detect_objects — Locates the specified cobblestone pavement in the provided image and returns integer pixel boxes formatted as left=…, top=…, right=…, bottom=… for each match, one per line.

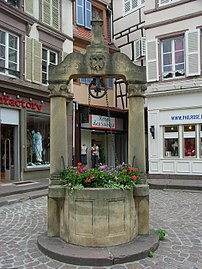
left=0, top=189, right=202, bottom=269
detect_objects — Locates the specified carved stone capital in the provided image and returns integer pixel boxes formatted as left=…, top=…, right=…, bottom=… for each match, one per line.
left=127, top=83, right=147, bottom=98
left=49, top=84, right=71, bottom=98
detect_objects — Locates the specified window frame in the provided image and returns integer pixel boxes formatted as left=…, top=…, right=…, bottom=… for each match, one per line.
left=161, top=35, right=185, bottom=80
left=76, top=0, right=92, bottom=30
left=159, top=0, right=180, bottom=7
left=42, top=48, right=58, bottom=85
left=0, top=29, right=20, bottom=77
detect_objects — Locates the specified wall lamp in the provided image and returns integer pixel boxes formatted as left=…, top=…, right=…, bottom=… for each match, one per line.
left=150, top=125, right=155, bottom=139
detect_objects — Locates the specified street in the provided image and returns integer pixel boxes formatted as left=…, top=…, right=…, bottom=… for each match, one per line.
left=0, top=189, right=201, bottom=269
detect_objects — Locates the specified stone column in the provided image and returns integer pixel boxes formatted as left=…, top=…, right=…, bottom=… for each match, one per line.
left=127, top=83, right=146, bottom=174
left=48, top=83, right=73, bottom=185
left=48, top=83, right=73, bottom=237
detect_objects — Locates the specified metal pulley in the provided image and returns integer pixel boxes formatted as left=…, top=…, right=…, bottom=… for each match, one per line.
left=88, top=77, right=107, bottom=99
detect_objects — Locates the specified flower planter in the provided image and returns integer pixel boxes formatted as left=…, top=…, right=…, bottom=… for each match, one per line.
left=48, top=184, right=149, bottom=247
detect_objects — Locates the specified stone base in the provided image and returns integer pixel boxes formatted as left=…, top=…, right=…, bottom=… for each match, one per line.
left=37, top=230, right=159, bottom=266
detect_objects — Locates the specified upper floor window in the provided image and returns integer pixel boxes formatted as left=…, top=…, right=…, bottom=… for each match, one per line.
left=41, top=0, right=60, bottom=29
left=4, top=0, right=19, bottom=7
left=146, top=29, right=200, bottom=82
left=76, top=0, right=92, bottom=29
left=0, top=29, right=19, bottom=77
left=161, top=36, right=185, bottom=79
left=159, top=0, right=180, bottom=6
left=124, top=0, right=145, bottom=15
left=42, top=48, right=58, bottom=84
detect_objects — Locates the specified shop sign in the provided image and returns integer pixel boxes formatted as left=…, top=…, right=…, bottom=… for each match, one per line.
left=0, top=94, right=42, bottom=112
left=171, top=113, right=202, bottom=121
left=90, top=115, right=116, bottom=130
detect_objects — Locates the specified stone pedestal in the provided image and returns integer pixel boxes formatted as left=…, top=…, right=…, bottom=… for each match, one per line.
left=48, top=184, right=149, bottom=247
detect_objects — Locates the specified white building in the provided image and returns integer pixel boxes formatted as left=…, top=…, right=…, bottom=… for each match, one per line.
left=112, top=0, right=202, bottom=178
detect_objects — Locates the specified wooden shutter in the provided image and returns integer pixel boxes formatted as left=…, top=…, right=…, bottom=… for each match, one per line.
left=32, top=40, right=42, bottom=84
left=80, top=78, right=86, bottom=84
left=146, top=40, right=159, bottom=82
left=25, top=36, right=32, bottom=81
left=52, top=0, right=60, bottom=29
left=24, top=0, right=34, bottom=15
left=85, top=0, right=92, bottom=29
left=76, top=0, right=84, bottom=26
left=42, top=0, right=51, bottom=25
left=185, top=29, right=200, bottom=77
left=124, top=0, right=131, bottom=13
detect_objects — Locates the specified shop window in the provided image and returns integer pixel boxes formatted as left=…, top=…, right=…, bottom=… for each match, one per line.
left=164, top=126, right=179, bottom=157
left=183, top=125, right=196, bottom=157
left=0, top=29, right=19, bottom=77
left=27, top=113, right=50, bottom=167
left=161, top=36, right=185, bottom=79
left=42, top=48, right=58, bottom=84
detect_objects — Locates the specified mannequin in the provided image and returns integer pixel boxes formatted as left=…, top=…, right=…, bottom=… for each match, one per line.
left=33, top=131, right=43, bottom=162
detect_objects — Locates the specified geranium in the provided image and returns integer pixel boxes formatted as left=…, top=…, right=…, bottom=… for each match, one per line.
left=60, top=163, right=141, bottom=190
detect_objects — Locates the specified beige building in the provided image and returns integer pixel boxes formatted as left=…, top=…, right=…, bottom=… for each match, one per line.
left=112, top=0, right=202, bottom=178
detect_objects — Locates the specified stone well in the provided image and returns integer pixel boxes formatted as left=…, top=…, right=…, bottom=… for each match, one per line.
left=48, top=184, right=149, bottom=247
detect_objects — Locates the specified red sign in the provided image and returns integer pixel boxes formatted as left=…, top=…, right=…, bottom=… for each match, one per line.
left=0, top=95, right=42, bottom=112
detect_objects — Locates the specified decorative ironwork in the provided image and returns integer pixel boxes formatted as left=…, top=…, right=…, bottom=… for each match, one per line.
left=88, top=77, right=107, bottom=99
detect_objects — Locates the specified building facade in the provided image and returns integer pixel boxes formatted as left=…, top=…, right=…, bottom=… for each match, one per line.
left=72, top=0, right=128, bottom=167
left=0, top=0, right=73, bottom=182
left=112, top=0, right=202, bottom=178
left=145, top=0, right=202, bottom=178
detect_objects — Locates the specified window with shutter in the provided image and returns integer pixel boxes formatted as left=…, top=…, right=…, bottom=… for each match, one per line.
left=146, top=40, right=159, bottom=82
left=85, top=0, right=92, bottom=29
left=24, top=0, right=34, bottom=15
left=25, top=37, right=42, bottom=84
left=25, top=36, right=32, bottom=81
left=123, top=0, right=145, bottom=15
left=42, top=0, right=60, bottom=29
left=159, top=0, right=180, bottom=6
left=185, top=30, right=200, bottom=77
left=0, top=29, right=19, bottom=77
left=42, top=48, right=58, bottom=84
left=135, top=37, right=146, bottom=60
left=33, top=40, right=42, bottom=84
left=161, top=36, right=185, bottom=80
left=76, top=0, right=85, bottom=26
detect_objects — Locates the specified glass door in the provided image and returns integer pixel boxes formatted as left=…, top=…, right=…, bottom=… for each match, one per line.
left=0, top=124, right=17, bottom=182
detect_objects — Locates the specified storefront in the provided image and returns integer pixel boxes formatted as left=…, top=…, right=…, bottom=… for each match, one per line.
left=0, top=91, right=50, bottom=182
left=75, top=104, right=128, bottom=167
left=148, top=90, right=202, bottom=177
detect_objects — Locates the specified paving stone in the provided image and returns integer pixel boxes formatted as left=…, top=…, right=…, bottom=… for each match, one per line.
left=0, top=190, right=201, bottom=269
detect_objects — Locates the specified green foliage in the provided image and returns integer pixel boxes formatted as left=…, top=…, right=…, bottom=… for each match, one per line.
left=148, top=251, right=154, bottom=258
left=155, top=228, right=167, bottom=241
left=60, top=163, right=141, bottom=190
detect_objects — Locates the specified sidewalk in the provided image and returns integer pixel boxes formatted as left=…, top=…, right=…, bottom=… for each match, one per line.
left=148, top=177, right=202, bottom=191
left=0, top=178, right=49, bottom=206
left=0, top=176, right=202, bottom=207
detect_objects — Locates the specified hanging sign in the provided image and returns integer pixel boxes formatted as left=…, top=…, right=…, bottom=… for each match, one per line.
left=90, top=115, right=116, bottom=130
left=0, top=94, right=42, bottom=112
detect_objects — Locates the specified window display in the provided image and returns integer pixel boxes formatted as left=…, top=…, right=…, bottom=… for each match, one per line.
left=184, top=125, right=196, bottom=157
left=27, top=113, right=50, bottom=167
left=164, top=126, right=179, bottom=157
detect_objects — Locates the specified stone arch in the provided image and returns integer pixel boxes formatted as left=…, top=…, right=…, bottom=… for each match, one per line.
left=48, top=19, right=147, bottom=183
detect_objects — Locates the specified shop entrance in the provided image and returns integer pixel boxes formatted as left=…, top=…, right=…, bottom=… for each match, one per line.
left=0, top=124, right=18, bottom=182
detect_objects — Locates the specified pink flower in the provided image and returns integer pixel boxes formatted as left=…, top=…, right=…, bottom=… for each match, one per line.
left=131, top=175, right=137, bottom=181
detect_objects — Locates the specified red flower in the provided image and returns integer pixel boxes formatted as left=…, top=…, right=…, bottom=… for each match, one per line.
left=85, top=178, right=91, bottom=183
left=131, top=175, right=137, bottom=181
left=77, top=162, right=82, bottom=167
